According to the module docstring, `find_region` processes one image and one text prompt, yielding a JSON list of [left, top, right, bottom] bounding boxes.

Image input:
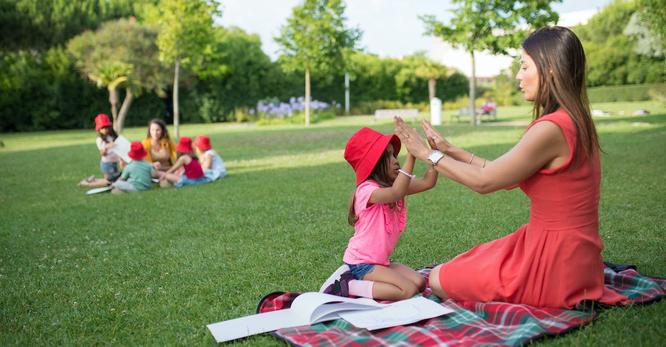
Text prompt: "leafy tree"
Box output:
[[150, 0, 219, 139], [275, 0, 361, 126], [624, 12, 663, 58], [0, 0, 151, 50], [187, 26, 280, 122], [397, 52, 451, 100], [637, 0, 666, 47], [0, 48, 110, 131], [574, 0, 665, 86], [421, 0, 559, 125], [67, 18, 169, 133]]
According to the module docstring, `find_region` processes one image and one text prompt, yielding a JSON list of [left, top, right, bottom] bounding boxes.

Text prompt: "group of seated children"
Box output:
[[79, 114, 226, 193]]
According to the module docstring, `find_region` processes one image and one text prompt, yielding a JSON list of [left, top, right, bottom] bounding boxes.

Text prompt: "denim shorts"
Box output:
[[175, 176, 211, 188], [100, 161, 121, 182], [346, 263, 376, 280]]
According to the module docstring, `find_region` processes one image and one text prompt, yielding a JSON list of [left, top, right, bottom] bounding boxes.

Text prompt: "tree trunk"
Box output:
[[116, 88, 134, 134], [108, 87, 119, 126], [173, 58, 180, 139], [305, 68, 311, 127], [428, 78, 436, 100], [469, 51, 477, 126]]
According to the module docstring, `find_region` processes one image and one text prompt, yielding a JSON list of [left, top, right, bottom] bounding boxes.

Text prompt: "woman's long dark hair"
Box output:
[[146, 118, 171, 141], [347, 149, 395, 226], [522, 26, 600, 161]]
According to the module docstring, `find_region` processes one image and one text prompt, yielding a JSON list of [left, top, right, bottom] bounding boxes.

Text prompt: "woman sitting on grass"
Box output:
[[159, 137, 211, 188], [394, 26, 629, 308], [142, 119, 176, 174]]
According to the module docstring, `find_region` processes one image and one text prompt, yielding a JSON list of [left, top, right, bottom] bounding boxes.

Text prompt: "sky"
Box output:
[[217, 0, 613, 77]]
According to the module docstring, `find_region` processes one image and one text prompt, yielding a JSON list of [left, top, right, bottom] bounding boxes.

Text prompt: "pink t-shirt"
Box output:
[[343, 180, 407, 266]]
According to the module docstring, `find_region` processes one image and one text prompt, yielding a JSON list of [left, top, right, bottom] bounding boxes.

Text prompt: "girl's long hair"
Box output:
[[347, 149, 395, 226], [97, 126, 118, 143], [146, 118, 171, 141], [522, 26, 600, 161]]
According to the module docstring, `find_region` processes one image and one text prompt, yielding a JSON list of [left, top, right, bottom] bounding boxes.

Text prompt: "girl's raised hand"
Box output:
[[421, 120, 452, 153], [394, 116, 430, 161]]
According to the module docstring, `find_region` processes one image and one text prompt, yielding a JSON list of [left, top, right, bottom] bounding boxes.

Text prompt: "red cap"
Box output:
[[95, 114, 112, 131], [344, 127, 400, 186], [194, 135, 212, 151], [176, 136, 194, 153], [128, 141, 147, 161]]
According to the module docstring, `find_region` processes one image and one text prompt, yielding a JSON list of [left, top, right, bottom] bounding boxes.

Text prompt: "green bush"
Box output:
[[587, 83, 666, 103]]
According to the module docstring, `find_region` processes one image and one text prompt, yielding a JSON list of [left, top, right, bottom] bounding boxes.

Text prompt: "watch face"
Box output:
[[428, 151, 443, 165]]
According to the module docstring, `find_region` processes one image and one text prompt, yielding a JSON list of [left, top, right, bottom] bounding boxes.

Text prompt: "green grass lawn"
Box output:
[[1, 101, 665, 346]]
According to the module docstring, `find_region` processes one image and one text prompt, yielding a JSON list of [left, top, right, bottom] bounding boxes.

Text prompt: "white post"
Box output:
[[344, 72, 350, 115], [430, 97, 442, 125]]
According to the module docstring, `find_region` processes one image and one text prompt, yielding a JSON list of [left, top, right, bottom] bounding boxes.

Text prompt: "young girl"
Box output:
[[159, 137, 211, 188], [79, 114, 121, 187], [193, 135, 227, 181], [322, 127, 438, 301]]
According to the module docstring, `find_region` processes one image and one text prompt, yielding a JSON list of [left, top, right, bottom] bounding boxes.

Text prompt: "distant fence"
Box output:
[[587, 83, 666, 103]]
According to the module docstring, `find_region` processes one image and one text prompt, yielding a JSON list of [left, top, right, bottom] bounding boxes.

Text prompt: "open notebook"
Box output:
[[207, 292, 451, 343]]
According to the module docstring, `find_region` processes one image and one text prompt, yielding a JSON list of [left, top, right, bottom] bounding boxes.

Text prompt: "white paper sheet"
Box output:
[[207, 309, 302, 343], [110, 135, 132, 163], [338, 296, 453, 330]]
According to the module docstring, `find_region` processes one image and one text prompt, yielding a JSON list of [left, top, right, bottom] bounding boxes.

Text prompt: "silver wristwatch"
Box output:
[[427, 150, 445, 167]]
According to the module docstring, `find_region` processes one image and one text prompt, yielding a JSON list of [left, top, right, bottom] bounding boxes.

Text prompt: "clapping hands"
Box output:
[[394, 117, 454, 162], [421, 120, 452, 153], [394, 117, 430, 160]]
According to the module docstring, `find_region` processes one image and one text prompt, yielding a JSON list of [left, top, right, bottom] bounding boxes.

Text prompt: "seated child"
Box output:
[[111, 142, 154, 193], [160, 137, 211, 188], [79, 114, 121, 187], [194, 135, 226, 181], [320, 127, 438, 301]]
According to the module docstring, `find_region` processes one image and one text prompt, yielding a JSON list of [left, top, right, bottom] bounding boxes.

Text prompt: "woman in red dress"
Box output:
[[394, 26, 628, 308]]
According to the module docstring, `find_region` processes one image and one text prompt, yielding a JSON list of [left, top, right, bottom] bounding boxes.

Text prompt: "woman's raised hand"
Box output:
[[421, 120, 452, 153], [394, 116, 430, 161]]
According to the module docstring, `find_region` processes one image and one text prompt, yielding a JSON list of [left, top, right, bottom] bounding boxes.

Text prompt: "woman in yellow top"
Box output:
[[142, 119, 177, 173]]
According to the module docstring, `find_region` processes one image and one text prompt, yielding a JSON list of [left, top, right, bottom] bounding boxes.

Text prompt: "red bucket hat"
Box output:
[[176, 136, 194, 153], [128, 141, 147, 161], [194, 135, 212, 151], [95, 114, 112, 131], [344, 127, 401, 186]]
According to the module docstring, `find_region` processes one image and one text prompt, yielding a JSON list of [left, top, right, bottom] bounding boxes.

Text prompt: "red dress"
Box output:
[[438, 109, 628, 308]]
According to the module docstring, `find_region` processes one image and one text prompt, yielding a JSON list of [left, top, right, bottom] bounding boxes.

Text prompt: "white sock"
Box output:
[[348, 280, 374, 298]]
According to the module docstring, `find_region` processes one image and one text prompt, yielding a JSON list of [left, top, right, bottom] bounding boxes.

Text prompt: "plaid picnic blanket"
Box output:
[[256, 263, 665, 346]]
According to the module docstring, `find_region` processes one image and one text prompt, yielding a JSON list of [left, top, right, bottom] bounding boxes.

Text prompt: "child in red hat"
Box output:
[[110, 141, 154, 193], [160, 137, 211, 187], [79, 114, 122, 187], [320, 127, 438, 301], [193, 135, 226, 181]]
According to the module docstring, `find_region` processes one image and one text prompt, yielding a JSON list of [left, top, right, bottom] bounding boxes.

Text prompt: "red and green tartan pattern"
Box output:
[[256, 265, 665, 346]]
